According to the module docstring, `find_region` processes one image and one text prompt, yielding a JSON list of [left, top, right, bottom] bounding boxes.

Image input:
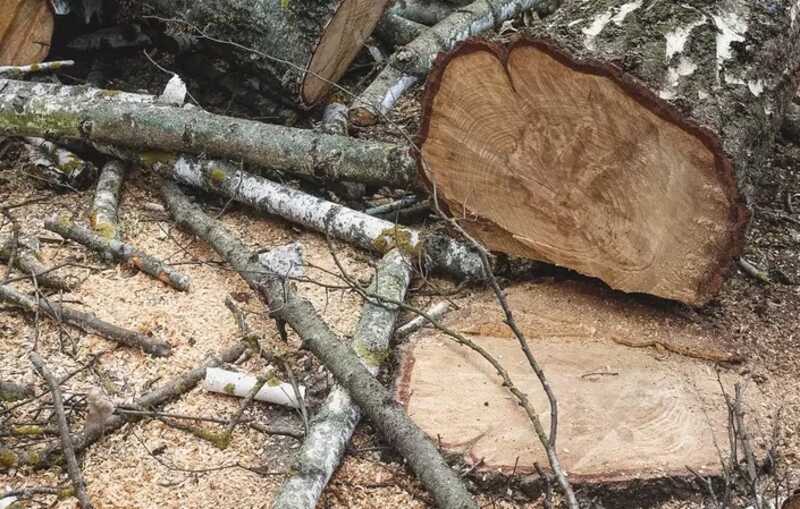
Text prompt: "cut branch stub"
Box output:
[[419, 39, 748, 305]]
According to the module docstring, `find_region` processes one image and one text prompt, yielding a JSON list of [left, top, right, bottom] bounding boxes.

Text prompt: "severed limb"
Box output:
[[89, 160, 127, 240], [44, 215, 190, 291], [0, 236, 74, 291], [0, 284, 171, 357], [272, 249, 412, 509], [0, 342, 246, 471], [30, 353, 94, 509], [159, 180, 478, 509]]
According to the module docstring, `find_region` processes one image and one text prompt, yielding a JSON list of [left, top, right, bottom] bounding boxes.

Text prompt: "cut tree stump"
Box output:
[[147, 0, 392, 108], [420, 1, 800, 305], [395, 280, 748, 483], [0, 0, 53, 65]]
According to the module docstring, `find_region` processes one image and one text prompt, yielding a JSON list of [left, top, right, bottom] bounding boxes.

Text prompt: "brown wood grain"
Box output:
[[0, 0, 53, 65]]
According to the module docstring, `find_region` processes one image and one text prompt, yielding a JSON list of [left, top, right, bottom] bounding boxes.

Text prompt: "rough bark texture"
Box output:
[[0, 343, 246, 471], [419, 1, 800, 305], [0, 284, 171, 357], [137, 153, 484, 281], [22, 137, 97, 190], [0, 237, 73, 291], [273, 249, 411, 509], [146, 0, 392, 107], [44, 216, 190, 291], [0, 79, 416, 187], [350, 0, 541, 126], [89, 159, 127, 240], [375, 11, 426, 48], [160, 181, 478, 509]]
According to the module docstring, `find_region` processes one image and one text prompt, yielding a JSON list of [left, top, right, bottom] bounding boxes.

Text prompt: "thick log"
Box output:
[[0, 78, 416, 187], [273, 249, 411, 509], [147, 0, 392, 108], [419, 2, 800, 305]]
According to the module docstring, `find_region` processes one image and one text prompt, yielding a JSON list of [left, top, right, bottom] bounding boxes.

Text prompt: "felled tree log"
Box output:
[[0, 0, 53, 65], [160, 181, 478, 509], [147, 0, 392, 108], [420, 2, 800, 305], [0, 78, 416, 187], [44, 216, 190, 291], [349, 0, 541, 126], [273, 249, 412, 509], [0, 284, 171, 356]]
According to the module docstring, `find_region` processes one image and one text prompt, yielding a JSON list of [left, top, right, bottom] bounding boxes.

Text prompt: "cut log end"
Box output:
[[301, 0, 392, 107], [419, 39, 749, 305]]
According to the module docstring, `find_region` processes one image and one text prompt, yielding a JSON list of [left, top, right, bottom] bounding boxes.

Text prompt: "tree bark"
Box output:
[[419, 2, 800, 305], [89, 159, 127, 240], [0, 237, 73, 291], [146, 0, 392, 108], [272, 249, 412, 509], [44, 216, 190, 291], [0, 78, 416, 187], [159, 181, 478, 509]]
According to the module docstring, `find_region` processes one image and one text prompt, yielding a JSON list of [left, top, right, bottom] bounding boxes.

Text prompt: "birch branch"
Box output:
[[0, 79, 416, 187], [395, 301, 450, 339], [273, 249, 412, 509], [350, 0, 541, 126], [22, 137, 97, 190], [0, 60, 75, 78], [0, 342, 246, 471], [0, 284, 171, 357], [89, 160, 127, 240], [159, 180, 478, 509], [44, 215, 190, 291]]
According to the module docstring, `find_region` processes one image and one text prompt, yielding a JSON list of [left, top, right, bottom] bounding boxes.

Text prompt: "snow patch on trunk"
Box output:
[[611, 0, 642, 25], [664, 17, 706, 60], [582, 11, 612, 50]]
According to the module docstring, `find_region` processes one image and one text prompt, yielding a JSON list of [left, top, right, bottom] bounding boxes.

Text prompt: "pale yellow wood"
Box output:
[[0, 0, 54, 65]]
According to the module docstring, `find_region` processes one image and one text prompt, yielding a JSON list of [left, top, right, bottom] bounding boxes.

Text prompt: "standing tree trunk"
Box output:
[[419, 1, 800, 305], [147, 0, 392, 108]]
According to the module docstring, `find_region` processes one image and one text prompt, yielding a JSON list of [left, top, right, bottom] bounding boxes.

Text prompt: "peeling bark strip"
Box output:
[[0, 342, 246, 472], [90, 160, 127, 240], [0, 79, 416, 187], [476, 1, 800, 303], [273, 249, 412, 509], [0, 237, 73, 291], [350, 0, 541, 126], [0, 284, 171, 356], [159, 182, 477, 509], [146, 0, 393, 107], [44, 216, 190, 291], [139, 154, 484, 280]]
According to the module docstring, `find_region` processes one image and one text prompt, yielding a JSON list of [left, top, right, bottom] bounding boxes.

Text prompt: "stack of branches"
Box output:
[[3, 0, 800, 507]]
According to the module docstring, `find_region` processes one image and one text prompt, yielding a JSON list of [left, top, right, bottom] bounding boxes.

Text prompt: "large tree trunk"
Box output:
[[419, 1, 800, 305], [147, 0, 391, 108]]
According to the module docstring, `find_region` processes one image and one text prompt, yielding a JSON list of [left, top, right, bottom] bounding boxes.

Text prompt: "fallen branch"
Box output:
[[44, 215, 190, 291], [0, 284, 171, 357], [30, 353, 94, 509], [133, 154, 484, 281], [159, 180, 478, 509], [0, 78, 416, 187], [350, 0, 540, 125], [205, 367, 304, 408], [0, 60, 74, 78], [0, 237, 73, 291], [273, 249, 412, 509], [395, 301, 450, 339], [89, 160, 127, 240], [0, 342, 246, 471], [22, 137, 96, 190]]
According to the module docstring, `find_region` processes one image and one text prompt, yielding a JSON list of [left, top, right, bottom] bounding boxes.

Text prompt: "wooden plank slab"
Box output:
[[395, 280, 746, 483]]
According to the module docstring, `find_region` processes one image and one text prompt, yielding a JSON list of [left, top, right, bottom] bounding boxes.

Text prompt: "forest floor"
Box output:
[[1, 48, 800, 509]]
